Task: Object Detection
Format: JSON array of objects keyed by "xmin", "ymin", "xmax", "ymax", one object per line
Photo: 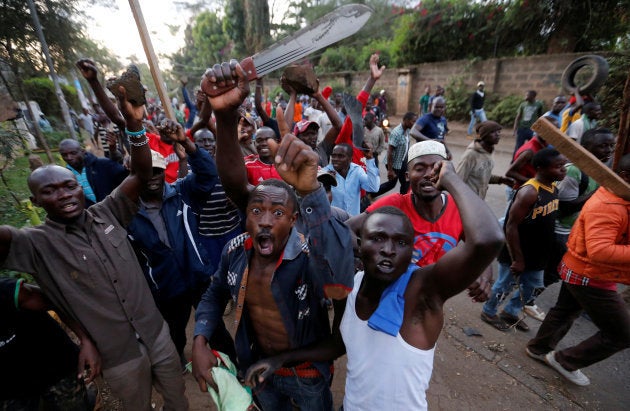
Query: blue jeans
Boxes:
[
  {"xmin": 467, "ymin": 108, "xmax": 487, "ymax": 135},
  {"xmin": 254, "ymin": 373, "xmax": 332, "ymax": 411},
  {"xmin": 514, "ymin": 127, "xmax": 534, "ymax": 154},
  {"xmin": 483, "ymin": 262, "xmax": 543, "ymax": 317}
]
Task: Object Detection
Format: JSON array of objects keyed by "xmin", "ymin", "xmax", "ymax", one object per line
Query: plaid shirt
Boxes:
[
  {"xmin": 388, "ymin": 124, "xmax": 410, "ymax": 170},
  {"xmin": 559, "ymin": 261, "xmax": 617, "ymax": 291}
]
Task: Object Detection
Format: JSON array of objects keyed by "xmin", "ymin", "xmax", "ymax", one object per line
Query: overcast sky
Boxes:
[
  {"xmin": 82, "ymin": 0, "xmax": 191, "ymax": 68},
  {"xmin": 82, "ymin": 0, "xmax": 290, "ymax": 69}
]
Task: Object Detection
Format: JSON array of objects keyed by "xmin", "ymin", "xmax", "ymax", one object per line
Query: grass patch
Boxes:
[
  {"xmin": 0, "ymin": 152, "xmax": 53, "ymax": 228},
  {"xmin": 0, "ymin": 151, "xmax": 55, "ymax": 281}
]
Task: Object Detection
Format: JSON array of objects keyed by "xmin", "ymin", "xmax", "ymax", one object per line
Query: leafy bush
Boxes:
[
  {"xmin": 444, "ymin": 76, "xmax": 471, "ymax": 122},
  {"xmin": 23, "ymin": 77, "xmax": 79, "ymax": 118},
  {"xmin": 319, "ymin": 46, "xmax": 358, "ymax": 73},
  {"xmin": 44, "ymin": 129, "xmax": 71, "ymax": 149},
  {"xmin": 597, "ymin": 53, "xmax": 630, "ymax": 133},
  {"xmin": 488, "ymin": 95, "xmax": 523, "ymax": 127}
]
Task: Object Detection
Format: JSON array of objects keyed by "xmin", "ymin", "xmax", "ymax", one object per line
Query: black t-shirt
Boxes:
[
  {"xmin": 0, "ymin": 278, "xmax": 78, "ymax": 400},
  {"xmin": 498, "ymin": 180, "xmax": 558, "ymax": 270}
]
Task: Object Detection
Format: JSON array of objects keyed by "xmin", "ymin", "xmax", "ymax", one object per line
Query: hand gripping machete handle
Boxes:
[{"xmin": 201, "ymin": 57, "xmax": 256, "ymax": 97}]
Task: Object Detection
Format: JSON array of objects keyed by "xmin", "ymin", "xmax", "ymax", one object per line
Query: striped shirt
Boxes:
[{"xmin": 199, "ymin": 182, "xmax": 241, "ymax": 237}]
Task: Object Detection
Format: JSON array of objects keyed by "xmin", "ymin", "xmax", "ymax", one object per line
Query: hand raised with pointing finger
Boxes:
[{"xmin": 266, "ymin": 134, "xmax": 319, "ymax": 196}]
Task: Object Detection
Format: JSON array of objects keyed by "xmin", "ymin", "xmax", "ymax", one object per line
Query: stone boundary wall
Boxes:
[{"xmin": 264, "ymin": 52, "xmax": 609, "ymax": 115}]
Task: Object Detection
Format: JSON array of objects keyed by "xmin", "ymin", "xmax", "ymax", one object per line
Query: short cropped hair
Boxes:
[
  {"xmin": 251, "ymin": 178, "xmax": 299, "ymax": 213},
  {"xmin": 532, "ymin": 147, "xmax": 561, "ymax": 169},
  {"xmin": 363, "ymin": 206, "xmax": 414, "ymax": 238}
]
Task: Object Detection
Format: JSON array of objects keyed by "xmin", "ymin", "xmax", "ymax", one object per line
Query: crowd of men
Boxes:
[{"xmin": 0, "ymin": 48, "xmax": 628, "ymax": 411}]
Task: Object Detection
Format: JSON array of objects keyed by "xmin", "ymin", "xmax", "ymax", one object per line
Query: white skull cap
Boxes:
[{"xmin": 407, "ymin": 140, "xmax": 447, "ymax": 163}]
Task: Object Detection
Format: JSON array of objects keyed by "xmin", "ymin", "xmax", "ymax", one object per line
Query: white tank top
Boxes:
[{"xmin": 341, "ymin": 272, "xmax": 435, "ymax": 411}]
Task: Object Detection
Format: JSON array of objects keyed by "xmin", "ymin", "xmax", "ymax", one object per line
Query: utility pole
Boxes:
[{"xmin": 26, "ymin": 0, "xmax": 78, "ymax": 140}]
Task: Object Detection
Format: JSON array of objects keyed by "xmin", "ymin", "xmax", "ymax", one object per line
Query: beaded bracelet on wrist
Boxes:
[{"xmin": 125, "ymin": 127, "xmax": 146, "ymax": 136}]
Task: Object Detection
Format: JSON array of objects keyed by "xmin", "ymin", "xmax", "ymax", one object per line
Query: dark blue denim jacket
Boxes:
[{"xmin": 194, "ymin": 187, "xmax": 354, "ymax": 377}]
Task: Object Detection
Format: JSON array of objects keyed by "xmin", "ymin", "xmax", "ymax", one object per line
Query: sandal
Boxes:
[{"xmin": 480, "ymin": 311, "xmax": 510, "ymax": 331}]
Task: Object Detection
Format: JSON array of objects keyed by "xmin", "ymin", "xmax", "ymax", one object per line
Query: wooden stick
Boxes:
[
  {"xmin": 127, "ymin": 0, "xmax": 174, "ymax": 120},
  {"xmin": 532, "ymin": 117, "xmax": 630, "ymax": 201}
]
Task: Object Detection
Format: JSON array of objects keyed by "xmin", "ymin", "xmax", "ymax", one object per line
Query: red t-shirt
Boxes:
[
  {"xmin": 147, "ymin": 132, "xmax": 178, "ymax": 183},
  {"xmin": 367, "ymin": 192, "xmax": 463, "ymax": 267},
  {"xmin": 511, "ymin": 136, "xmax": 546, "ymax": 189},
  {"xmin": 244, "ymin": 155, "xmax": 281, "ymax": 186}
]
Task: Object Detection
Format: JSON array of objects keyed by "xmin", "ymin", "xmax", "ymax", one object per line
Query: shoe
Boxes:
[
  {"xmin": 544, "ymin": 351, "xmax": 590, "ymax": 386},
  {"xmin": 480, "ymin": 311, "xmax": 510, "ymax": 331},
  {"xmin": 500, "ymin": 311, "xmax": 530, "ymax": 331},
  {"xmin": 525, "ymin": 347, "xmax": 547, "ymax": 363},
  {"xmin": 523, "ymin": 304, "xmax": 546, "ymax": 321}
]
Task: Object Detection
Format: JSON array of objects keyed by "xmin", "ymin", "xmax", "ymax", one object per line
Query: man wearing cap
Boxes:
[
  {"xmin": 347, "ymin": 140, "xmax": 493, "ymax": 301},
  {"xmin": 456, "ymin": 121, "xmax": 514, "ymax": 200},
  {"xmin": 238, "ymin": 112, "xmax": 258, "ymax": 157},
  {"xmin": 324, "ymin": 143, "xmax": 380, "ymax": 216},
  {"xmin": 126, "ymin": 119, "xmax": 224, "ymax": 367},
  {"xmin": 467, "ymin": 81, "xmax": 487, "ymax": 137},
  {"xmin": 283, "ymin": 72, "xmax": 343, "ymax": 167}
]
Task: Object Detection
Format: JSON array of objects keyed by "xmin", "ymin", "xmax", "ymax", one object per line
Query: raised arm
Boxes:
[
  {"xmin": 189, "ymin": 93, "xmax": 215, "ymax": 137},
  {"xmin": 254, "ymin": 78, "xmax": 271, "ymax": 124},
  {"xmin": 429, "ymin": 162, "xmax": 504, "ymax": 302},
  {"xmin": 114, "ymin": 86, "xmax": 153, "ymax": 202},
  {"xmin": 361, "ymin": 53, "xmax": 386, "ymax": 95},
  {"xmin": 76, "ymin": 59, "xmax": 125, "ymax": 130},
  {"xmin": 282, "ymin": 78, "xmax": 297, "ymax": 131},
  {"xmin": 201, "ymin": 61, "xmax": 251, "ymax": 210}
]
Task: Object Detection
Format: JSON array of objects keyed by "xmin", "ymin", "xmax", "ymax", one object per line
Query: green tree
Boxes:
[
  {"xmin": 23, "ymin": 77, "xmax": 79, "ymax": 118},
  {"xmin": 505, "ymin": 0, "xmax": 630, "ymax": 54},
  {"xmin": 280, "ymin": 0, "xmax": 399, "ymax": 71},
  {"xmin": 390, "ymin": 0, "xmax": 630, "ymax": 66},
  {"xmin": 170, "ymin": 10, "xmax": 232, "ymax": 82},
  {"xmin": 225, "ymin": 0, "xmax": 271, "ymax": 56}
]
